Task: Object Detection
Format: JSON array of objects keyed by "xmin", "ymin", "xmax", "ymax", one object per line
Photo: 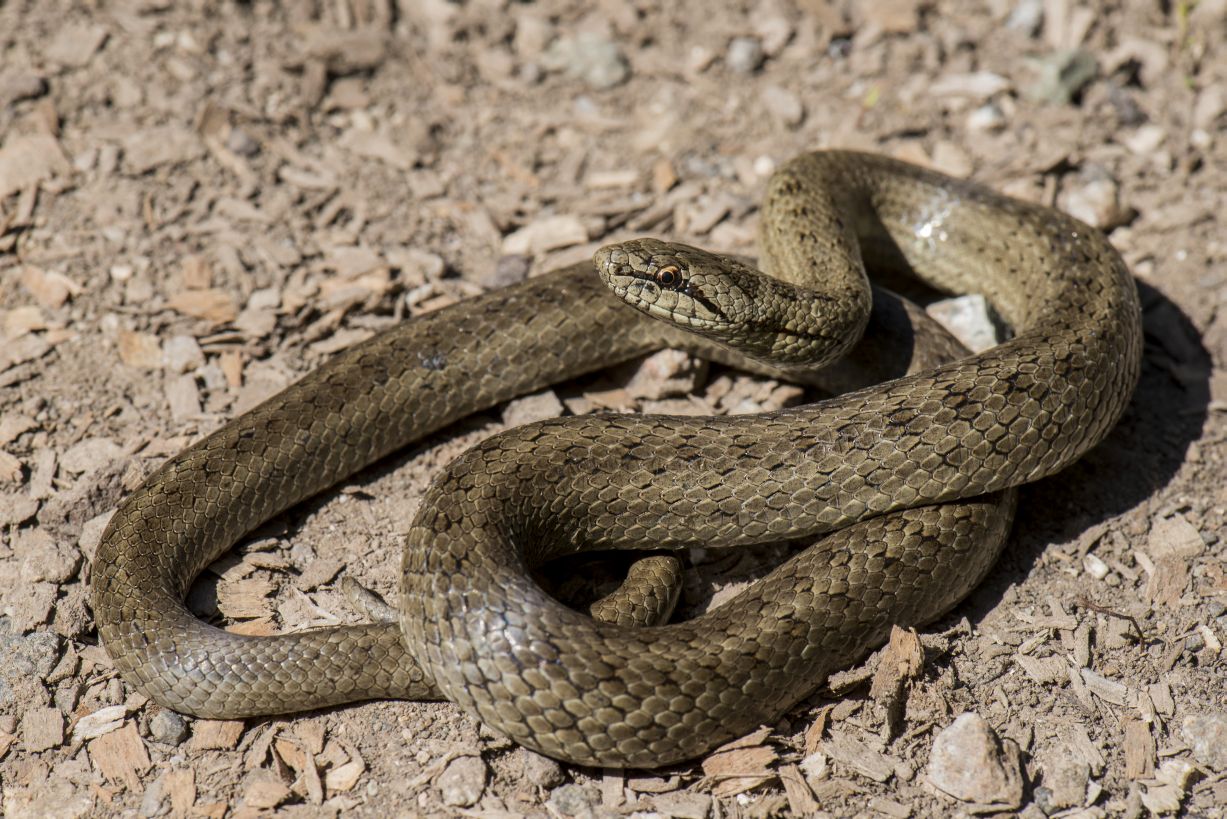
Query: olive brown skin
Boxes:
[{"xmin": 93, "ymin": 151, "xmax": 1141, "ymax": 767}]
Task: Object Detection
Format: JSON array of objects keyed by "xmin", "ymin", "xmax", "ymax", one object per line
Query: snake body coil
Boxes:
[{"xmin": 94, "ymin": 152, "xmax": 1141, "ymax": 767}]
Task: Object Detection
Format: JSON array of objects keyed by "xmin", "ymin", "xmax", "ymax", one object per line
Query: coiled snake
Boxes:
[{"xmin": 94, "ymin": 151, "xmax": 1141, "ymax": 767}]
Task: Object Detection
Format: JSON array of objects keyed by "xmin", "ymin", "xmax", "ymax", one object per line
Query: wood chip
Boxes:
[
  {"xmin": 0, "ymin": 450, "xmax": 21, "ymax": 483},
  {"xmin": 803, "ymin": 705, "xmax": 833, "ymax": 754},
  {"xmin": 652, "ymin": 158, "xmax": 678, "ymax": 193},
  {"xmin": 179, "ymin": 254, "xmax": 213, "ymax": 289},
  {"xmin": 778, "ymin": 763, "xmax": 820, "ymax": 814},
  {"xmin": 243, "ymin": 769, "xmax": 292, "ymax": 809},
  {"xmin": 188, "ymin": 719, "xmax": 245, "ymax": 751},
  {"xmin": 870, "ymin": 626, "xmax": 924, "ymax": 700},
  {"xmin": 1016, "ymin": 654, "xmax": 1067, "ymax": 684},
  {"xmin": 701, "ymin": 726, "xmax": 777, "ymax": 797},
  {"xmin": 123, "ymin": 126, "xmax": 204, "ymax": 174},
  {"xmin": 219, "ymin": 350, "xmax": 243, "ymax": 388},
  {"xmin": 338, "ymin": 128, "xmax": 415, "ymax": 171},
  {"xmin": 217, "ymin": 575, "xmax": 275, "ymax": 620},
  {"xmin": 822, "ymin": 730, "xmax": 897, "ymax": 783},
  {"xmin": 296, "ymin": 558, "xmax": 343, "ymax": 591},
  {"xmin": 501, "ymin": 214, "xmax": 589, "ymax": 256},
  {"xmin": 870, "ymin": 796, "xmax": 913, "ymax": 818},
  {"xmin": 165, "ymin": 768, "xmax": 196, "ymax": 818},
  {"xmin": 1124, "ymin": 718, "xmax": 1155, "ymax": 779},
  {"xmin": 21, "ymin": 706, "xmax": 64, "ymax": 752},
  {"xmin": 20, "ymin": 265, "xmax": 81, "ymax": 309},
  {"xmin": 166, "ymin": 373, "xmax": 201, "ymax": 423},
  {"xmin": 117, "ymin": 330, "xmax": 163, "ymax": 369},
  {"xmin": 324, "ymin": 744, "xmax": 366, "ymax": 793},
  {"xmin": 275, "ymin": 736, "xmax": 323, "ymax": 804},
  {"xmin": 72, "ymin": 705, "xmax": 129, "ymax": 741},
  {"xmin": 1147, "ymin": 514, "xmax": 1206, "ymax": 560},
  {"xmin": 293, "ymin": 721, "xmax": 326, "ymax": 755},
  {"xmin": 3, "ymin": 305, "xmax": 46, "ymax": 340},
  {"xmin": 167, "ymin": 289, "xmax": 239, "ymax": 324},
  {"xmin": 1080, "ymin": 669, "xmax": 1129, "ymax": 706},
  {"xmin": 1145, "ymin": 556, "xmax": 1191, "ymax": 607},
  {"xmin": 88, "ymin": 722, "xmax": 150, "ymax": 789},
  {"xmin": 0, "ymin": 133, "xmax": 70, "ymax": 199}
]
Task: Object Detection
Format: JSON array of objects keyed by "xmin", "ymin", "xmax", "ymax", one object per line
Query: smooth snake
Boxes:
[{"xmin": 93, "ymin": 151, "xmax": 1142, "ymax": 767}]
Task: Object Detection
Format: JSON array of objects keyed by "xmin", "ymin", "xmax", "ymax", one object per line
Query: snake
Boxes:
[{"xmin": 93, "ymin": 151, "xmax": 1141, "ymax": 768}]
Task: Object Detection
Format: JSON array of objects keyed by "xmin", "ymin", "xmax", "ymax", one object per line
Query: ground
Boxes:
[{"xmin": 0, "ymin": 0, "xmax": 1225, "ymax": 817}]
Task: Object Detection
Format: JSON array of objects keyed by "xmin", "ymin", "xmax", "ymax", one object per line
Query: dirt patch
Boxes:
[{"xmin": 1, "ymin": 0, "xmax": 1225, "ymax": 816}]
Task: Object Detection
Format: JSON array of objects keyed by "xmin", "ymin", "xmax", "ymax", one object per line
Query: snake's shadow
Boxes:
[{"xmin": 957, "ymin": 279, "xmax": 1211, "ymax": 621}]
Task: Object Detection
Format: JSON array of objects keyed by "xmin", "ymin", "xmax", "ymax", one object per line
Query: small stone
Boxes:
[
  {"xmin": 931, "ymin": 71, "xmax": 1011, "ymax": 100},
  {"xmin": 967, "ymin": 102, "xmax": 1008, "ymax": 132},
  {"xmin": 1181, "ymin": 713, "xmax": 1227, "ymax": 771},
  {"xmin": 1193, "ymin": 85, "xmax": 1226, "ymax": 131},
  {"xmin": 927, "ymin": 713, "xmax": 1024, "ymax": 809},
  {"xmin": 43, "ymin": 23, "xmax": 108, "ymax": 67},
  {"xmin": 927, "ymin": 294, "xmax": 1000, "ymax": 353},
  {"xmin": 502, "ymin": 390, "xmax": 565, "ymax": 427},
  {"xmin": 1058, "ymin": 166, "xmax": 1129, "ymax": 230},
  {"xmin": 522, "ymin": 750, "xmax": 564, "ymax": 788},
  {"xmin": 763, "ymin": 85, "xmax": 804, "ymax": 128},
  {"xmin": 755, "ymin": 15, "xmax": 794, "ymax": 55},
  {"xmin": 162, "ymin": 335, "xmax": 205, "ymax": 374},
  {"xmin": 625, "ymin": 350, "xmax": 707, "ymax": 400},
  {"xmin": 139, "ymin": 773, "xmax": 166, "ymax": 817},
  {"xmin": 0, "ymin": 70, "xmax": 47, "ymax": 108},
  {"xmin": 1007, "ymin": 0, "xmax": 1044, "ymax": 36},
  {"xmin": 541, "ymin": 33, "xmax": 629, "ymax": 90},
  {"xmin": 1121, "ymin": 124, "xmax": 1166, "ymax": 156},
  {"xmin": 1028, "ymin": 49, "xmax": 1098, "ymax": 105},
  {"xmin": 303, "ymin": 28, "xmax": 387, "ymax": 75},
  {"xmin": 149, "ymin": 710, "xmax": 189, "ymax": 745},
  {"xmin": 227, "ymin": 127, "xmax": 260, "ymax": 157},
  {"xmin": 0, "ymin": 492, "xmax": 38, "ymax": 527},
  {"xmin": 0, "ymin": 631, "xmax": 60, "ymax": 706},
  {"xmin": 931, "ymin": 141, "xmax": 973, "ymax": 178},
  {"xmin": 60, "ymin": 437, "xmax": 122, "ymax": 475},
  {"xmin": 437, "ymin": 755, "xmax": 486, "ymax": 807},
  {"xmin": 387, "ymin": 247, "xmax": 445, "ymax": 285},
  {"xmin": 484, "ymin": 255, "xmax": 531, "ymax": 289},
  {"xmin": 1083, "ymin": 552, "xmax": 1110, "ymax": 579},
  {"xmin": 548, "ymin": 783, "xmax": 601, "ymax": 817},
  {"xmin": 687, "ymin": 44, "xmax": 717, "ymax": 74},
  {"xmin": 1039, "ymin": 753, "xmax": 1089, "ymax": 811},
  {"xmin": 726, "ymin": 37, "xmax": 765, "ymax": 74}
]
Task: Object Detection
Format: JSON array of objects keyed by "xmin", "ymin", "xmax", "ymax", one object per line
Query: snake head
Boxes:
[{"xmin": 593, "ymin": 239, "xmax": 756, "ymax": 335}]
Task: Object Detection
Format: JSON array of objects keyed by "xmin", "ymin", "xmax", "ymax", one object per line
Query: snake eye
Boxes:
[{"xmin": 655, "ymin": 265, "xmax": 681, "ymax": 288}]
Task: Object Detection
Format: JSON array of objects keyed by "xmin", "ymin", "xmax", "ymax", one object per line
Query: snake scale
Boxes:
[{"xmin": 94, "ymin": 151, "xmax": 1141, "ymax": 767}]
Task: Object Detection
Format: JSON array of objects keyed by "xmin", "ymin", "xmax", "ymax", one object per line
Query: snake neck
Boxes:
[{"xmin": 729, "ymin": 271, "xmax": 873, "ymax": 370}]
